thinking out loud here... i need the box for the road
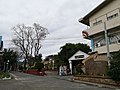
[0,71,116,90]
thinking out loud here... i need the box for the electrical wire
[3,36,83,42]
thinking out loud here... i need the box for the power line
[3,36,83,42]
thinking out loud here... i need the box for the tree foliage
[12,23,48,69]
[2,48,18,71]
[44,55,64,70]
[108,50,120,81]
[32,61,44,71]
[45,43,91,68]
[58,43,91,65]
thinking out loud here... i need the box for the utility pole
[104,22,110,66]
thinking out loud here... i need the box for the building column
[91,38,94,52]
[69,60,72,74]
[104,22,110,66]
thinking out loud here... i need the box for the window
[118,40,120,43]
[0,52,3,54]
[107,13,118,20]
[109,35,117,44]
[109,33,120,44]
[94,37,106,48]
[93,20,102,26]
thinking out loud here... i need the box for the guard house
[68,50,89,74]
[79,0,120,62]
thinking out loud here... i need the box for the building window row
[109,33,120,44]
[93,20,102,26]
[107,13,119,20]
[94,37,106,48]
[94,33,120,48]
[91,8,119,26]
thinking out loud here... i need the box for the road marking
[10,73,18,80]
[10,73,26,80]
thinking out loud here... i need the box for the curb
[2,77,12,80]
[55,76,120,89]
[73,79,120,89]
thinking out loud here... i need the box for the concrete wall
[85,0,120,54]
[95,43,120,54]
[74,75,120,86]
[90,0,120,24]
[84,58,107,75]
[88,0,120,34]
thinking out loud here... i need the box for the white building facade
[68,50,89,74]
[79,0,120,57]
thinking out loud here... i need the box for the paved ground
[0,71,117,90]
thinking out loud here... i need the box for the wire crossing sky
[0,0,104,58]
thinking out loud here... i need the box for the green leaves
[2,48,18,71]
[45,43,91,69]
[108,50,120,81]
[58,43,91,65]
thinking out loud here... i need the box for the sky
[0,0,104,58]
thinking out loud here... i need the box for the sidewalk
[73,79,120,89]
[55,75,73,81]
[45,71,58,76]
[55,75,120,89]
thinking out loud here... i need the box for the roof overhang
[79,0,113,26]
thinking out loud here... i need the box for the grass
[0,71,11,79]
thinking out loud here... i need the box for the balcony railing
[95,43,120,54]
[83,15,120,37]
[106,15,120,29]
[83,23,105,37]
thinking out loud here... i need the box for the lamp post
[69,60,72,74]
[6,60,9,72]
[52,60,54,70]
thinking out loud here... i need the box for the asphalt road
[0,72,116,90]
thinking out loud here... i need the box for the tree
[12,23,48,69]
[44,55,64,70]
[2,48,18,71]
[58,43,91,66]
[34,61,44,71]
[108,50,120,81]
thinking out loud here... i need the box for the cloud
[0,0,103,58]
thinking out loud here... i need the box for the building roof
[82,52,108,64]
[82,52,97,64]
[79,0,113,26]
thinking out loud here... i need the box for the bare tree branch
[11,23,48,69]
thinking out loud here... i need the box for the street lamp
[52,60,54,70]
[6,60,9,72]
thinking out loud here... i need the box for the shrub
[0,72,10,79]
[31,61,44,71]
[107,50,120,81]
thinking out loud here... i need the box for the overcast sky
[0,0,104,58]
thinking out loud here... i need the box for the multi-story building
[79,0,120,56]
[79,0,120,75]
